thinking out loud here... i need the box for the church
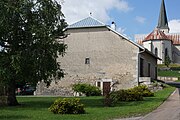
[135,0,180,64]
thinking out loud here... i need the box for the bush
[109,89,143,103]
[109,85,154,104]
[131,85,154,97]
[72,83,101,96]
[49,98,85,114]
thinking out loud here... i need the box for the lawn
[158,70,180,77]
[158,63,180,77]
[0,87,175,120]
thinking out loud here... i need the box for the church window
[155,48,158,56]
[85,57,90,64]
[165,48,168,57]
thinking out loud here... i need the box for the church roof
[167,34,180,45]
[67,16,106,29]
[143,28,170,41]
[157,0,169,29]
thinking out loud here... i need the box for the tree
[0,0,67,106]
[164,55,171,68]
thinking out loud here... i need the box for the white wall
[144,40,172,64]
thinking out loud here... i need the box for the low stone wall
[34,81,74,96]
[139,77,151,85]
[157,76,178,82]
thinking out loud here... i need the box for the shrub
[109,85,154,104]
[72,83,101,96]
[109,89,143,103]
[49,98,85,114]
[131,85,154,97]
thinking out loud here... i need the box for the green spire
[157,0,169,30]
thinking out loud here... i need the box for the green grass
[158,70,180,77]
[0,87,175,120]
[158,64,180,68]
[158,63,180,77]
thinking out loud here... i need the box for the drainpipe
[137,48,146,86]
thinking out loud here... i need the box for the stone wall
[59,27,139,90]
[157,76,178,82]
[35,27,156,96]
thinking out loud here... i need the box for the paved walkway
[115,89,180,120]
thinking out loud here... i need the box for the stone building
[135,0,180,64]
[35,16,159,96]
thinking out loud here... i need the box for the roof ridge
[67,16,106,29]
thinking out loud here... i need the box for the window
[97,82,101,87]
[165,48,168,57]
[85,58,90,64]
[140,58,144,77]
[155,48,158,56]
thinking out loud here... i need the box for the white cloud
[59,0,132,24]
[135,16,146,24]
[169,19,180,33]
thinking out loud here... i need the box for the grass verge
[0,87,175,120]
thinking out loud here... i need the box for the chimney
[111,21,116,30]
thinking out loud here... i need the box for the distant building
[135,0,180,64]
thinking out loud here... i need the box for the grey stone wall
[35,27,156,96]
[59,27,139,90]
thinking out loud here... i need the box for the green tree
[164,55,171,67]
[0,0,67,106]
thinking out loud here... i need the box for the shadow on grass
[80,97,104,108]
[115,97,166,107]
[16,97,105,109]
[13,95,169,110]
[0,115,30,120]
[19,100,53,109]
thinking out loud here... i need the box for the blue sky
[60,0,180,40]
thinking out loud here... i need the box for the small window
[85,58,90,64]
[97,82,101,87]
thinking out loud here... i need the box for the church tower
[157,0,169,33]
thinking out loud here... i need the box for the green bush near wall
[72,83,101,96]
[49,98,85,114]
[109,85,154,104]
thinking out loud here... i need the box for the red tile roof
[143,28,169,41]
[167,34,180,45]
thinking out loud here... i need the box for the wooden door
[103,82,111,96]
